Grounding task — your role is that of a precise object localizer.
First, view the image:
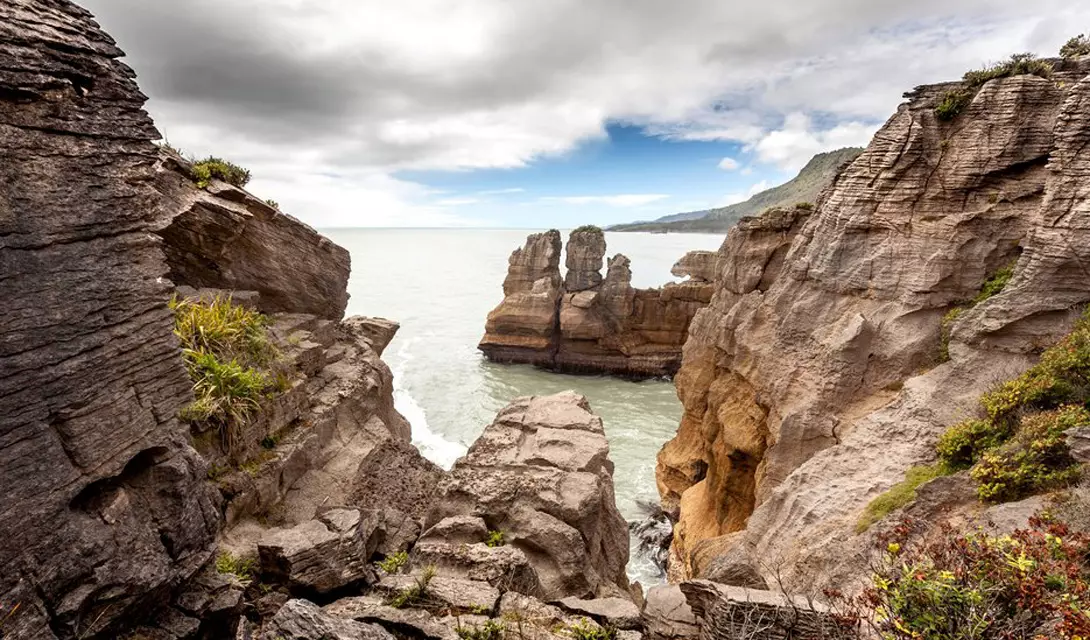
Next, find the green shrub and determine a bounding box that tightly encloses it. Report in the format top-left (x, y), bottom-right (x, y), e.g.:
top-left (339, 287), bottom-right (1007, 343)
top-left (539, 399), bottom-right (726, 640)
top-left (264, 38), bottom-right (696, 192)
top-left (936, 419), bottom-right (1011, 470)
top-left (387, 566), bottom-right (437, 609)
top-left (456, 620), bottom-right (505, 640)
top-left (377, 551), bottom-right (409, 574)
top-left (215, 551), bottom-right (256, 581)
top-left (971, 406), bottom-right (1087, 502)
top-left (1061, 34), bottom-right (1090, 59)
top-left (563, 618), bottom-right (616, 640)
top-left (265, 199), bottom-right (280, 209)
top-left (963, 53), bottom-right (1053, 89)
top-left (972, 261), bottom-right (1015, 304)
top-left (935, 89), bottom-right (973, 121)
top-left (848, 517), bottom-right (1090, 639)
top-left (485, 530), bottom-right (505, 548)
top-left (571, 225), bottom-right (603, 235)
top-left (794, 202), bottom-right (814, 210)
top-left (191, 156), bottom-right (251, 189)
top-left (857, 465), bottom-right (947, 533)
top-left (171, 295), bottom-right (280, 451)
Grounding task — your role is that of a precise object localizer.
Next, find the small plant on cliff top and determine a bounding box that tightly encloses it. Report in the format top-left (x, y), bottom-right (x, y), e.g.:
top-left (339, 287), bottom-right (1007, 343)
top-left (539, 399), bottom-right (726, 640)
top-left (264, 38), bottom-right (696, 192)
top-left (215, 551), bottom-right (256, 582)
top-left (377, 551), bottom-right (409, 574)
top-left (571, 224), bottom-right (602, 235)
top-left (935, 89), bottom-right (973, 121)
top-left (191, 156), bottom-right (251, 189)
top-left (1062, 34), bottom-right (1090, 59)
top-left (936, 54), bottom-right (1052, 120)
top-left (485, 530), bottom-right (505, 548)
top-left (387, 565), bottom-right (438, 609)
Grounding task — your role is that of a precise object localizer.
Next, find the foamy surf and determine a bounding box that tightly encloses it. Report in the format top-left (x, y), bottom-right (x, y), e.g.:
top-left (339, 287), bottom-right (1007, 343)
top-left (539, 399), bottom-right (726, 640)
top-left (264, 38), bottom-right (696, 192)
top-left (391, 337), bottom-right (467, 470)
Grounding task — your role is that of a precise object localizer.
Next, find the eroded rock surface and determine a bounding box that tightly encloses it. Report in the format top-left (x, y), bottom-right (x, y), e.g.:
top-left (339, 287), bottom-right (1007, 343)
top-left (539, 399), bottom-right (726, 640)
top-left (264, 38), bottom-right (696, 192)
top-left (0, 3), bottom-right (220, 637)
top-left (423, 392), bottom-right (632, 600)
top-left (481, 230), bottom-right (714, 377)
top-left (657, 57), bottom-right (1090, 589)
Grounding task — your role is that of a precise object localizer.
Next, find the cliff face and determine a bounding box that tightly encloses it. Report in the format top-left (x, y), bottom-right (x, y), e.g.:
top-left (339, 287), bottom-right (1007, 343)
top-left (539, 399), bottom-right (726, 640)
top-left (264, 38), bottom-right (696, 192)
top-left (480, 229), bottom-right (713, 378)
top-left (657, 57), bottom-right (1090, 588)
top-left (0, 2), bottom-right (220, 637)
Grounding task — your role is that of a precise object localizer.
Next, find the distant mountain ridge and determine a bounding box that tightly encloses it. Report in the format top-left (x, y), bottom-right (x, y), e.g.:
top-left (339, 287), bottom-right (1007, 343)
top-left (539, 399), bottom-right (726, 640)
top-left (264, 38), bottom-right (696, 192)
top-left (609, 147), bottom-right (864, 233)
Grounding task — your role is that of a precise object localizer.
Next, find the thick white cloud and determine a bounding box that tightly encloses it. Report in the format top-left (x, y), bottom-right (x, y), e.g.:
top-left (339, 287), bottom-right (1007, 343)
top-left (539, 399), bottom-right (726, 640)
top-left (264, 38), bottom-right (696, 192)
top-left (81, 0), bottom-right (1090, 226)
top-left (717, 157), bottom-right (741, 171)
top-left (541, 195), bottom-right (671, 207)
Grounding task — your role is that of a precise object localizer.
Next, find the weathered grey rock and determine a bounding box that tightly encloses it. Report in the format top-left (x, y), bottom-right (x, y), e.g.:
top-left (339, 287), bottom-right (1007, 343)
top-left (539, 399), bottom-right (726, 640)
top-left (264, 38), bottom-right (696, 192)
top-left (671, 251), bottom-right (718, 283)
top-left (1068, 427), bottom-right (1090, 463)
top-left (641, 585), bottom-right (699, 640)
top-left (155, 150), bottom-right (350, 320)
top-left (411, 540), bottom-right (542, 596)
top-left (499, 592), bottom-right (612, 640)
top-left (420, 516), bottom-right (490, 544)
top-left (325, 596), bottom-right (459, 640)
top-left (425, 392), bottom-right (631, 600)
top-left (556, 597), bottom-right (642, 630)
top-left (261, 599), bottom-right (395, 640)
top-left (657, 58), bottom-right (1090, 590)
top-left (373, 574), bottom-right (501, 612)
top-left (0, 3), bottom-right (221, 637)
top-left (258, 509), bottom-right (379, 594)
top-left (344, 316), bottom-right (401, 356)
top-left (565, 227), bottom-right (607, 291)
top-left (681, 581), bottom-right (856, 640)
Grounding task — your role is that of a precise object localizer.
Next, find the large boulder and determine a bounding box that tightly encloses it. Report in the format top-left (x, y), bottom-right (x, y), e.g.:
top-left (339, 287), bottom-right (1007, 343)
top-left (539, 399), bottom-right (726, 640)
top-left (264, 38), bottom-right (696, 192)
top-left (258, 508), bottom-right (380, 595)
top-left (0, 3), bottom-right (220, 636)
top-left (260, 599), bottom-right (395, 640)
top-left (423, 392), bottom-right (631, 600)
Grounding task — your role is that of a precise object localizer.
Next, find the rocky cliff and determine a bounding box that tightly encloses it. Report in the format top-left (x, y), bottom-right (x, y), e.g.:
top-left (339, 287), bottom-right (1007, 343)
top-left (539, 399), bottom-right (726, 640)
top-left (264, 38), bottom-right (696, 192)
top-left (657, 55), bottom-right (1090, 589)
top-left (480, 228), bottom-right (714, 378)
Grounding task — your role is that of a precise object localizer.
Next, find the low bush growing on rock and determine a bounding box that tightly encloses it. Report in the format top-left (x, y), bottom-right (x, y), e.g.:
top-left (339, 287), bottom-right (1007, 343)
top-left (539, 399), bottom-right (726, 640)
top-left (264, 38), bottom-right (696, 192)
top-left (936, 54), bottom-right (1053, 120)
top-left (571, 225), bottom-right (603, 235)
top-left (171, 295), bottom-right (282, 452)
top-left (485, 530), bottom-right (505, 548)
top-left (215, 551), bottom-right (256, 582)
top-left (456, 619), bottom-right (505, 640)
top-left (849, 517), bottom-right (1090, 638)
top-left (1062, 34), bottom-right (1090, 59)
top-left (935, 89), bottom-right (973, 121)
top-left (387, 566), bottom-right (437, 609)
top-left (563, 618), bottom-right (616, 640)
top-left (376, 551), bottom-right (409, 574)
top-left (935, 307), bottom-right (1090, 502)
top-left (191, 156), bottom-right (251, 189)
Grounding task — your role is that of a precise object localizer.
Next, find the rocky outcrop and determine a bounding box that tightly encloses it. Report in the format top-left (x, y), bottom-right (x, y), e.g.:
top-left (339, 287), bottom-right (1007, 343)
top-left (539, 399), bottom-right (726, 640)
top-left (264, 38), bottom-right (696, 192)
top-left (155, 151), bottom-right (350, 320)
top-left (260, 599), bottom-right (394, 640)
top-left (480, 230), bottom-right (714, 377)
top-left (657, 56), bottom-right (1090, 589)
top-left (671, 251), bottom-right (718, 284)
top-left (0, 3), bottom-right (221, 637)
top-left (421, 392), bottom-right (632, 601)
top-left (680, 581), bottom-right (855, 640)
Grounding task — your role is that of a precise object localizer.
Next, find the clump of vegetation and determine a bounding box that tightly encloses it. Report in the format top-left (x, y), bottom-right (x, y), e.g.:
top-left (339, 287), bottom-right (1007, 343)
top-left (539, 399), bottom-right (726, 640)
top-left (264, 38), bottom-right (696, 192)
top-left (571, 225), bottom-right (603, 235)
top-left (376, 551), bottom-right (409, 574)
top-left (215, 551), bottom-right (256, 582)
top-left (936, 54), bottom-right (1053, 120)
top-left (387, 566), bottom-right (437, 609)
top-left (936, 261), bottom-right (1016, 362)
top-left (485, 530), bottom-right (505, 548)
top-left (793, 201), bottom-right (814, 211)
top-left (856, 465), bottom-right (946, 533)
top-left (191, 156), bottom-right (251, 189)
top-left (171, 295), bottom-right (281, 452)
top-left (935, 307), bottom-right (1090, 502)
top-left (848, 517), bottom-right (1090, 639)
top-left (1061, 34), bottom-right (1090, 59)
top-left (563, 618), bottom-right (616, 640)
top-left (265, 199), bottom-right (280, 209)
top-left (456, 619), bottom-right (505, 640)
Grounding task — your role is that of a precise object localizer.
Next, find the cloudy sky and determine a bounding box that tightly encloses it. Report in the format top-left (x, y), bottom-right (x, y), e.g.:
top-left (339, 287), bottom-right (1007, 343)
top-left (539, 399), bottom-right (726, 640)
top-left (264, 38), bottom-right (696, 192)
top-left (82, 0), bottom-right (1088, 229)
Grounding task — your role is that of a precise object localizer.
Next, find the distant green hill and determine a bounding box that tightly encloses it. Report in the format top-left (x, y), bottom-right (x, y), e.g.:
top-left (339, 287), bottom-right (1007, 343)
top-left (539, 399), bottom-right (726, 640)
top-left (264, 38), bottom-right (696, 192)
top-left (609, 147), bottom-right (864, 233)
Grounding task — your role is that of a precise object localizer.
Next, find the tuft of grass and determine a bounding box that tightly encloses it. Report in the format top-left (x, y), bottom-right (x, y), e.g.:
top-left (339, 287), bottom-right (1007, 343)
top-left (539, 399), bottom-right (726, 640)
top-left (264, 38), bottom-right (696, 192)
top-left (171, 295), bottom-right (281, 452)
top-left (563, 619), bottom-right (616, 640)
top-left (456, 620), bottom-right (505, 640)
top-left (936, 90), bottom-right (973, 121)
top-left (857, 465), bottom-right (948, 533)
top-left (571, 225), bottom-right (603, 235)
top-left (216, 551), bottom-right (256, 582)
top-left (485, 530), bottom-right (505, 548)
top-left (191, 156), bottom-right (251, 189)
top-left (387, 566), bottom-right (437, 609)
top-left (1062, 34), bottom-right (1090, 59)
top-left (377, 551), bottom-right (409, 574)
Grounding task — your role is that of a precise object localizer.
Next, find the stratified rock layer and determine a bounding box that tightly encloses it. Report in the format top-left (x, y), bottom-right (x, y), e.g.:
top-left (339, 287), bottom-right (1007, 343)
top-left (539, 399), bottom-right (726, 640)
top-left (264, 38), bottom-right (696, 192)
top-left (657, 57), bottom-right (1090, 589)
top-left (422, 392), bottom-right (632, 600)
top-left (480, 232), bottom-right (713, 377)
top-left (0, 2), bottom-right (220, 637)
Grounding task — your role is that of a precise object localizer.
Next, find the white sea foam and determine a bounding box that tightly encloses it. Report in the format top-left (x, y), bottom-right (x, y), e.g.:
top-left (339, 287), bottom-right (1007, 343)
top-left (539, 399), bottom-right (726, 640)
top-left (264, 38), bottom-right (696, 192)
top-left (391, 338), bottom-right (467, 470)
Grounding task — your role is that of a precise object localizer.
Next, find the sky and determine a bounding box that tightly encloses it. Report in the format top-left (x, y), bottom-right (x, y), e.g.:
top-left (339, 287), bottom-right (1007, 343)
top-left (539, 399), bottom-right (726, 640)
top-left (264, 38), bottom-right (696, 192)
top-left (81, 0), bottom-right (1090, 229)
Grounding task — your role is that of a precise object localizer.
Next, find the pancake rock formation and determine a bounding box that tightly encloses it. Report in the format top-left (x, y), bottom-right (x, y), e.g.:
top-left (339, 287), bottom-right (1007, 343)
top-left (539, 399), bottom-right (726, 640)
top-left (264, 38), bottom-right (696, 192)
top-left (657, 54), bottom-right (1090, 589)
top-left (479, 228), bottom-right (715, 378)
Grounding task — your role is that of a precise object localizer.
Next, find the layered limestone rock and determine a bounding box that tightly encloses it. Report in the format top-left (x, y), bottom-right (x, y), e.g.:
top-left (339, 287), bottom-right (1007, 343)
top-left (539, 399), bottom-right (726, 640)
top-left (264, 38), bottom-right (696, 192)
top-left (155, 151), bottom-right (351, 320)
top-left (0, 3), bottom-right (222, 638)
top-left (480, 231), bottom-right (714, 377)
top-left (657, 57), bottom-right (1090, 589)
top-left (421, 392), bottom-right (632, 601)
